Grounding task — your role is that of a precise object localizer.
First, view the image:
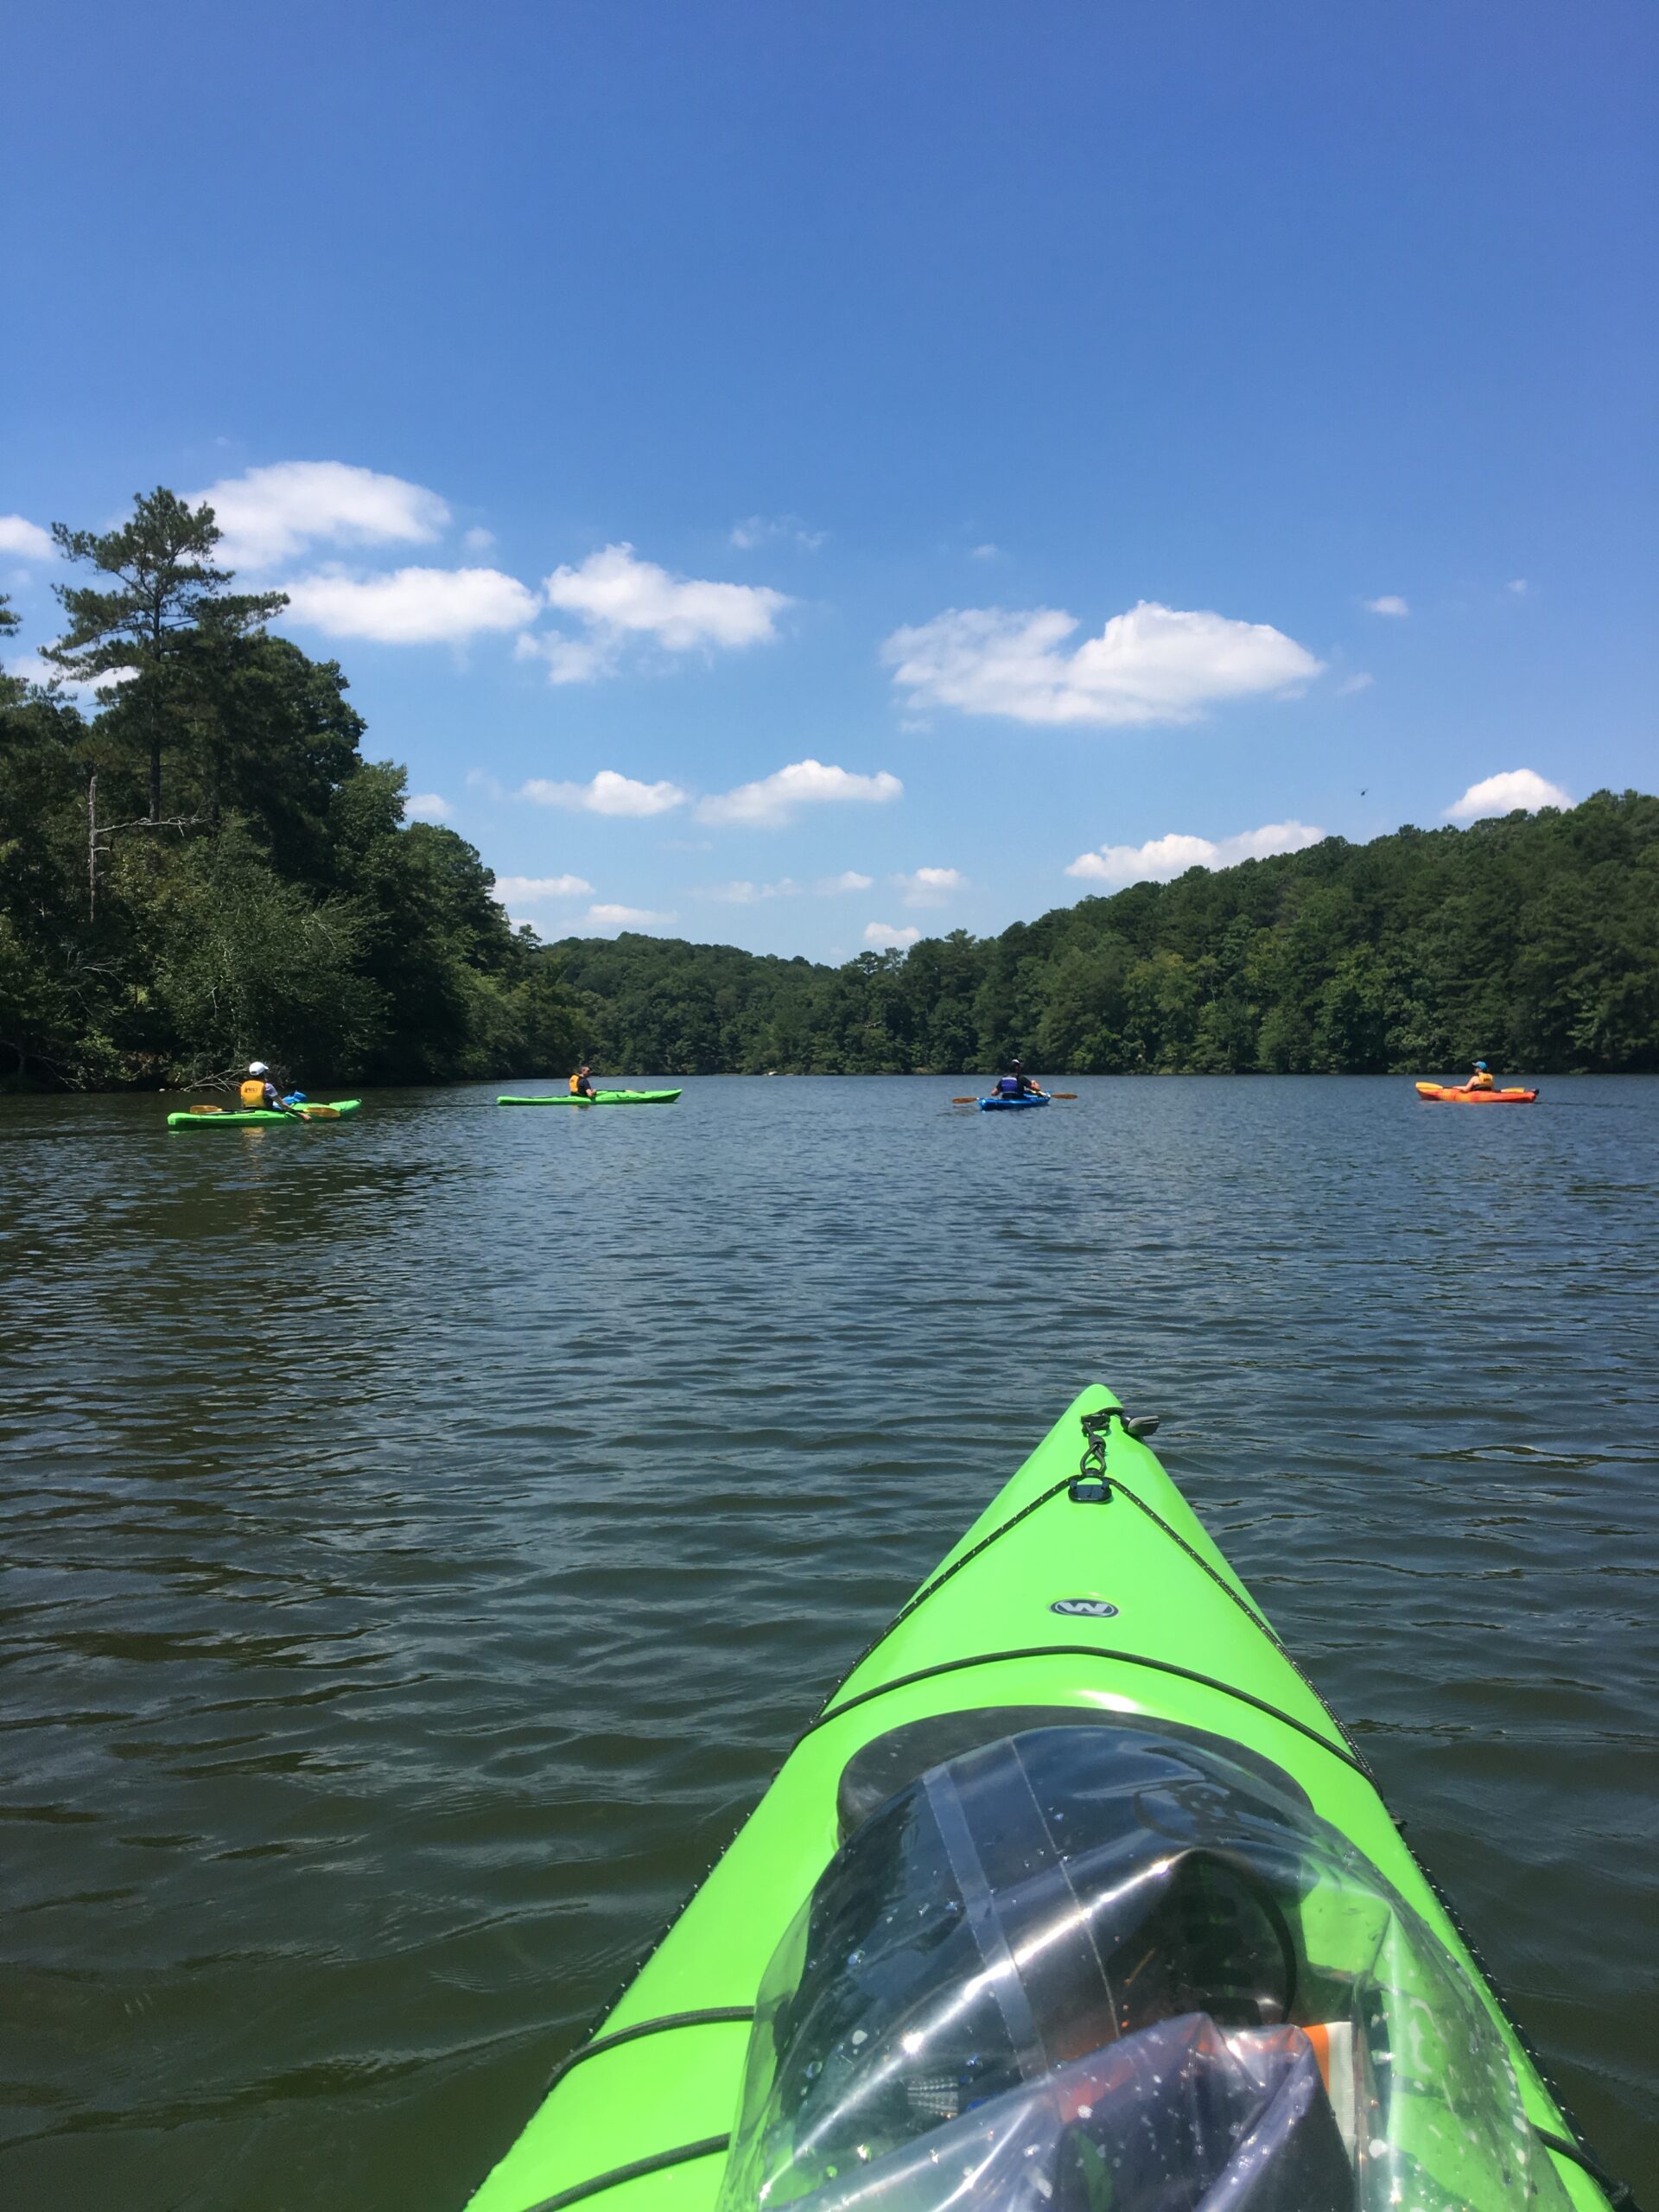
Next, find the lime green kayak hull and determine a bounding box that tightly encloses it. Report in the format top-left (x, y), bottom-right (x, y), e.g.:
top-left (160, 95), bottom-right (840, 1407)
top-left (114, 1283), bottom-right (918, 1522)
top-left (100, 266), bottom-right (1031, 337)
top-left (166, 1100), bottom-right (360, 1128)
top-left (496, 1090), bottom-right (683, 1106)
top-left (465, 1386), bottom-right (1616, 2212)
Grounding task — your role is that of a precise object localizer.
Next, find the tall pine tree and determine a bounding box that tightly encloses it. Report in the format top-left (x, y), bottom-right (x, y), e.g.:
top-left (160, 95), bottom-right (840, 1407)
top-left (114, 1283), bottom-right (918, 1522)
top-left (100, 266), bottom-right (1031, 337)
top-left (46, 489), bottom-right (284, 823)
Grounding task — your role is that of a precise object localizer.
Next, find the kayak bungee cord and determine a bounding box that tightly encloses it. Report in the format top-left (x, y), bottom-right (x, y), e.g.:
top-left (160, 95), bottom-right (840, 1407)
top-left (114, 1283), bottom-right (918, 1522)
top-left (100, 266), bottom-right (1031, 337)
top-left (540, 2006), bottom-right (756, 2096)
top-left (521, 2139), bottom-right (732, 2212)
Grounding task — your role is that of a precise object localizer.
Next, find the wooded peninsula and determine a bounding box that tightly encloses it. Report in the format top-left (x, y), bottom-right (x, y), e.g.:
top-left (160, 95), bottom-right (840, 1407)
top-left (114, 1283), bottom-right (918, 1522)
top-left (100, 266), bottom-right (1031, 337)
top-left (3, 490), bottom-right (1654, 1089)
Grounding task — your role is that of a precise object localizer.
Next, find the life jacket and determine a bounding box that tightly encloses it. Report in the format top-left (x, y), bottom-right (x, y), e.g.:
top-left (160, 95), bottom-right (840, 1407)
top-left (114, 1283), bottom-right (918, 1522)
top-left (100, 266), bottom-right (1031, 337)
top-left (1468, 1071), bottom-right (1496, 1090)
top-left (569, 1072), bottom-right (585, 1095)
top-left (239, 1078), bottom-right (268, 1108)
top-left (996, 1075), bottom-right (1021, 1096)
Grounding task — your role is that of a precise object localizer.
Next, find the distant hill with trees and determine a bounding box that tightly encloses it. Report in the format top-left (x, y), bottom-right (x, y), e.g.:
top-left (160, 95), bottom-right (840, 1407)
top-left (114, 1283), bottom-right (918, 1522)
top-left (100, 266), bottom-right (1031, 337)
top-left (556, 792), bottom-right (1659, 1077)
top-left (3, 488), bottom-right (1654, 1090)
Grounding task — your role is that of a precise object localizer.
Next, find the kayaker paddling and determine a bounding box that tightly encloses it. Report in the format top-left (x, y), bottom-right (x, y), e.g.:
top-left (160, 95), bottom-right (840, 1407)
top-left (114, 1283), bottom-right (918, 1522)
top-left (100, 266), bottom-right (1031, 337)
top-left (568, 1064), bottom-right (596, 1098)
top-left (238, 1062), bottom-right (302, 1117)
top-left (1465, 1058), bottom-right (1497, 1090)
top-left (991, 1056), bottom-right (1046, 1100)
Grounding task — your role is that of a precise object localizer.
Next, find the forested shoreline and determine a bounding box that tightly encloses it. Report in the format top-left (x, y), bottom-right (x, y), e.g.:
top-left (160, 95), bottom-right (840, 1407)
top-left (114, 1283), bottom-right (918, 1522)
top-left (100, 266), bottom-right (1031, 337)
top-left (1, 490), bottom-right (585, 1090)
top-left (3, 490), bottom-right (1655, 1090)
top-left (563, 791), bottom-right (1659, 1077)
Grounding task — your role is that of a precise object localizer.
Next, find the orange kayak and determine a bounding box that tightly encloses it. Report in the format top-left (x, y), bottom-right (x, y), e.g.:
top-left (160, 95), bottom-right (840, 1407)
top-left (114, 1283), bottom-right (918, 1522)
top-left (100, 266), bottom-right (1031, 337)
top-left (1414, 1082), bottom-right (1538, 1103)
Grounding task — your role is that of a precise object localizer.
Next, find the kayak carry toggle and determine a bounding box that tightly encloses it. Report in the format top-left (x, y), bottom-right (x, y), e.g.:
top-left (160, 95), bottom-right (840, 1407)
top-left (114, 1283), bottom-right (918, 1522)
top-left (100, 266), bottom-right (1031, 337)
top-left (1071, 1405), bottom-right (1163, 1502)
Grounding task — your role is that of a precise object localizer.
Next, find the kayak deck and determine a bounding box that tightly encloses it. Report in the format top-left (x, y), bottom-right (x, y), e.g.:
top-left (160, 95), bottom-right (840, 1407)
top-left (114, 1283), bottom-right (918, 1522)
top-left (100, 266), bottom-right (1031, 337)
top-left (497, 1089), bottom-right (683, 1106)
top-left (466, 1387), bottom-right (1613, 2212)
top-left (167, 1100), bottom-right (360, 1128)
top-left (978, 1090), bottom-right (1050, 1109)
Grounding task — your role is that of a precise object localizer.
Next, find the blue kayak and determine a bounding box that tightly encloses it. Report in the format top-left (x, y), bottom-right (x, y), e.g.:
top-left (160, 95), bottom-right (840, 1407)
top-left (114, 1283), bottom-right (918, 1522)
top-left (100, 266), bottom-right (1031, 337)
top-left (979, 1090), bottom-right (1051, 1110)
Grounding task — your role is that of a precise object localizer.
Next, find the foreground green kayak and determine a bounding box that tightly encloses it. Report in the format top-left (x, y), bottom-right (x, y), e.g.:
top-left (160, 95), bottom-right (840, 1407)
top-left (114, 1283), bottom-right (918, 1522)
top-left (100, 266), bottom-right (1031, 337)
top-left (497, 1090), bottom-right (683, 1107)
top-left (467, 1387), bottom-right (1624, 2212)
top-left (166, 1100), bottom-right (360, 1128)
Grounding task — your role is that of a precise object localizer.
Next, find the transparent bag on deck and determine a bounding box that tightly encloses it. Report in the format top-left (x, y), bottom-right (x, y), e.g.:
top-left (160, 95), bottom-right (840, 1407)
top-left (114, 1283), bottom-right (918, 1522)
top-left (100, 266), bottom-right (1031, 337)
top-left (717, 1725), bottom-right (1568, 2212)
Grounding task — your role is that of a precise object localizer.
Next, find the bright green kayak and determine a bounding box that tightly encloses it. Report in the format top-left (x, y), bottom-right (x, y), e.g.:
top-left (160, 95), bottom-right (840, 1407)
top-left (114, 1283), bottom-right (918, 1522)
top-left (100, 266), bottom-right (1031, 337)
top-left (496, 1090), bottom-right (683, 1107)
top-left (166, 1100), bottom-right (360, 1128)
top-left (467, 1386), bottom-right (1624, 2212)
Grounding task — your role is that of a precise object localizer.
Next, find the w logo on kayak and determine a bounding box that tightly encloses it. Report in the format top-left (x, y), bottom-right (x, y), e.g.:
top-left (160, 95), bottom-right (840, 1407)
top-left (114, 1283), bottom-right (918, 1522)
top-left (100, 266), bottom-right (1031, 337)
top-left (1050, 1598), bottom-right (1119, 1618)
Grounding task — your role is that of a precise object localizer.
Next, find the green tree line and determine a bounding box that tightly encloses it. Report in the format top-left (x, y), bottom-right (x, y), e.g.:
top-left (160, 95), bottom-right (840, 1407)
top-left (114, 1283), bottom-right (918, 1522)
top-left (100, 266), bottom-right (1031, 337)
top-left (0, 490), bottom-right (584, 1087)
top-left (556, 793), bottom-right (1659, 1077)
top-left (3, 489), bottom-right (1655, 1090)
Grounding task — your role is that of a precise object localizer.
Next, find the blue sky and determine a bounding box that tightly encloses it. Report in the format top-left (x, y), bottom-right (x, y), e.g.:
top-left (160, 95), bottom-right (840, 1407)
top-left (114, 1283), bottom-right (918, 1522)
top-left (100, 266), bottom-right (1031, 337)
top-left (4, 2), bottom-right (1653, 958)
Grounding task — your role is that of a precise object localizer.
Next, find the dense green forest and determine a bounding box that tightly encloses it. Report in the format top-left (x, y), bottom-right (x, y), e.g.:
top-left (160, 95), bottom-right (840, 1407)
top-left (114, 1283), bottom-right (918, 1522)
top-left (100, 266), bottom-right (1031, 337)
top-left (3, 488), bottom-right (1655, 1090)
top-left (558, 791), bottom-right (1659, 1076)
top-left (0, 490), bottom-right (584, 1088)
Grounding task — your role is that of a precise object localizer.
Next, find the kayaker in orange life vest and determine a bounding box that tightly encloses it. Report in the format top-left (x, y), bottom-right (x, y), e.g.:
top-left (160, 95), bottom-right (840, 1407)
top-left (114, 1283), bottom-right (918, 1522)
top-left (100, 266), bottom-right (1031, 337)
top-left (1465, 1060), bottom-right (1497, 1090)
top-left (569, 1064), bottom-right (596, 1097)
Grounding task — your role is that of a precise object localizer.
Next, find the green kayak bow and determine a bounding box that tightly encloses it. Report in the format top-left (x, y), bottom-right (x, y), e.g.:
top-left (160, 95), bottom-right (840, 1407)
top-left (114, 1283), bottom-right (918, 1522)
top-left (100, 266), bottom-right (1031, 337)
top-left (466, 1387), bottom-right (1626, 2212)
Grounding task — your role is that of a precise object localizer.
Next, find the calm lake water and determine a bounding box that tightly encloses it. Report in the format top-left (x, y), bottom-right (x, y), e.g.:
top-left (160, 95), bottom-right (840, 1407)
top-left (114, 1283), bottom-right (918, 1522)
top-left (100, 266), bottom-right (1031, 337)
top-left (2, 1075), bottom-right (1656, 2209)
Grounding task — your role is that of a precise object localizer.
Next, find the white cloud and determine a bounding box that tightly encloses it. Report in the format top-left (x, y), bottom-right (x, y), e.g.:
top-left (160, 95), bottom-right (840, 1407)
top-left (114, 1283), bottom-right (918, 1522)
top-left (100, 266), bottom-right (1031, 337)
top-left (5, 653), bottom-right (138, 701)
top-left (518, 770), bottom-right (688, 817)
top-left (1067, 820), bottom-right (1326, 889)
top-left (702, 868), bottom-right (874, 904)
top-left (584, 903), bottom-right (676, 930)
top-left (1506, 578), bottom-right (1529, 596)
top-left (863, 921), bottom-right (921, 950)
top-left (883, 600), bottom-right (1322, 728)
top-left (896, 865), bottom-right (966, 907)
top-left (0, 515), bottom-right (54, 561)
top-left (192, 461), bottom-right (450, 569)
top-left (697, 758), bottom-right (904, 827)
top-left (526, 543), bottom-right (791, 681)
top-left (1363, 594), bottom-right (1409, 617)
top-left (1445, 769), bottom-right (1571, 823)
top-left (405, 791), bottom-right (453, 821)
top-left (462, 526), bottom-right (497, 552)
top-left (704, 878), bottom-right (798, 904)
top-left (1336, 672), bottom-right (1375, 696)
top-left (514, 631), bottom-right (615, 685)
top-left (282, 566), bottom-right (537, 643)
top-left (729, 514), bottom-right (826, 551)
top-left (491, 873), bottom-right (594, 902)
top-left (969, 542), bottom-right (999, 561)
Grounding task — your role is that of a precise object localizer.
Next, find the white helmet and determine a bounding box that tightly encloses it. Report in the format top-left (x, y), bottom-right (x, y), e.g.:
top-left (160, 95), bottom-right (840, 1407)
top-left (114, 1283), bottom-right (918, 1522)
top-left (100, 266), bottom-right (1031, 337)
top-left (248, 1061), bottom-right (269, 1075)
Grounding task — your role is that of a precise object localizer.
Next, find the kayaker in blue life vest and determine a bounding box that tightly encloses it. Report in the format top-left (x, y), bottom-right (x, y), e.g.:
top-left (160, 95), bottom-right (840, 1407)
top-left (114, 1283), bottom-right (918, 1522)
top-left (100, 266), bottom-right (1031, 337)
top-left (993, 1058), bottom-right (1045, 1098)
top-left (569, 1064), bottom-right (596, 1098)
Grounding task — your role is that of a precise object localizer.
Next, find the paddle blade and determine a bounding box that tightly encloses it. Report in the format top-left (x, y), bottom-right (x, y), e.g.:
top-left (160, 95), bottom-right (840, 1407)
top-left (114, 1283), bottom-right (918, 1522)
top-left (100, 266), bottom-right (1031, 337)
top-left (188, 1104), bottom-right (226, 1115)
top-left (300, 1105), bottom-right (340, 1119)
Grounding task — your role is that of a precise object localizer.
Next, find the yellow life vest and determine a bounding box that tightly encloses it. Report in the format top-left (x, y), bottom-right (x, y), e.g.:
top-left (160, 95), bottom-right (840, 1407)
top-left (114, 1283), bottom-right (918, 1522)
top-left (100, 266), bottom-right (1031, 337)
top-left (1468, 1071), bottom-right (1496, 1090)
top-left (569, 1072), bottom-right (583, 1094)
top-left (240, 1077), bottom-right (268, 1107)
